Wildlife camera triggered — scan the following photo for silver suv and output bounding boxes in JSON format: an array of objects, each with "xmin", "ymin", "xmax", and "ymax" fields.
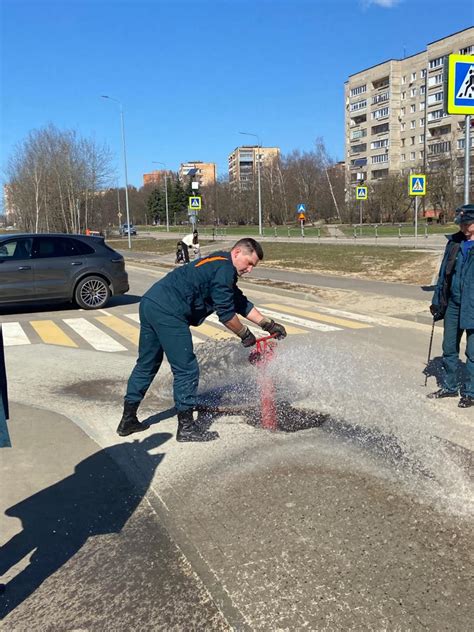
[{"xmin": 0, "ymin": 233, "xmax": 129, "ymax": 310}]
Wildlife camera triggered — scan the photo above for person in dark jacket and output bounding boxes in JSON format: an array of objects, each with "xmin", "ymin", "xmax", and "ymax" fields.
[
  {"xmin": 428, "ymin": 204, "xmax": 474, "ymax": 408},
  {"xmin": 117, "ymin": 238, "xmax": 287, "ymax": 441}
]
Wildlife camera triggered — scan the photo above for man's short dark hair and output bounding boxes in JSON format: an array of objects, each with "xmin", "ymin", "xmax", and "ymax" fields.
[{"xmin": 232, "ymin": 238, "xmax": 264, "ymax": 260}]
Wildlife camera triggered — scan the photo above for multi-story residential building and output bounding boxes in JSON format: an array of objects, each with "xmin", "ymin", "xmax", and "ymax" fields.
[
  {"xmin": 179, "ymin": 161, "xmax": 216, "ymax": 187},
  {"xmin": 345, "ymin": 27, "xmax": 474, "ymax": 193},
  {"xmin": 142, "ymin": 169, "xmax": 174, "ymax": 187},
  {"xmin": 228, "ymin": 146, "xmax": 280, "ymax": 189}
]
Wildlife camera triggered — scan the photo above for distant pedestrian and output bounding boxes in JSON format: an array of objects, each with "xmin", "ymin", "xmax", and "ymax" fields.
[
  {"xmin": 117, "ymin": 238, "xmax": 287, "ymax": 441},
  {"xmin": 182, "ymin": 229, "xmax": 201, "ymax": 260},
  {"xmin": 428, "ymin": 204, "xmax": 474, "ymax": 408}
]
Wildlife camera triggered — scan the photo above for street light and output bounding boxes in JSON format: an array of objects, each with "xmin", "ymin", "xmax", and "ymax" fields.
[
  {"xmin": 101, "ymin": 95, "xmax": 132, "ymax": 249},
  {"xmin": 152, "ymin": 161, "xmax": 170, "ymax": 232},
  {"xmin": 239, "ymin": 131, "xmax": 262, "ymax": 236}
]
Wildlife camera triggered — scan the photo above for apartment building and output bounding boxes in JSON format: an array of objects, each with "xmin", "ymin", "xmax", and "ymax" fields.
[
  {"xmin": 179, "ymin": 161, "xmax": 216, "ymax": 187},
  {"xmin": 345, "ymin": 27, "xmax": 474, "ymax": 192},
  {"xmin": 142, "ymin": 169, "xmax": 174, "ymax": 187},
  {"xmin": 228, "ymin": 146, "xmax": 280, "ymax": 189}
]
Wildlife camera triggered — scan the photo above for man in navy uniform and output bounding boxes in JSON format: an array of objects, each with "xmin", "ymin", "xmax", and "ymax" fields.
[
  {"xmin": 117, "ymin": 238, "xmax": 287, "ymax": 441},
  {"xmin": 428, "ymin": 205, "xmax": 474, "ymax": 408}
]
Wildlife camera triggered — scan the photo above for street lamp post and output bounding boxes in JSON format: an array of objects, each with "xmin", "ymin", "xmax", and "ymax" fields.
[
  {"xmin": 239, "ymin": 131, "xmax": 262, "ymax": 236},
  {"xmin": 101, "ymin": 95, "xmax": 132, "ymax": 249},
  {"xmin": 152, "ymin": 161, "xmax": 170, "ymax": 232}
]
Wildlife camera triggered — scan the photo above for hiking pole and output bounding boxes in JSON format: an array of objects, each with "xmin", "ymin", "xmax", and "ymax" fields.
[{"xmin": 424, "ymin": 318, "xmax": 436, "ymax": 387}]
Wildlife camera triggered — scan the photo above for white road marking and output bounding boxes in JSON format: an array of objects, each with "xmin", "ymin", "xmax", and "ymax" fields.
[
  {"xmin": 64, "ymin": 318, "xmax": 127, "ymax": 352},
  {"xmin": 259, "ymin": 309, "xmax": 341, "ymax": 332},
  {"xmin": 1, "ymin": 322, "xmax": 30, "ymax": 346}
]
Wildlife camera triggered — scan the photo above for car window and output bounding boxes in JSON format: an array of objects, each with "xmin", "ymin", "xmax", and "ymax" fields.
[
  {"xmin": 32, "ymin": 236, "xmax": 94, "ymax": 258},
  {"xmin": 71, "ymin": 239, "xmax": 95, "ymax": 255},
  {"xmin": 0, "ymin": 238, "xmax": 33, "ymax": 259}
]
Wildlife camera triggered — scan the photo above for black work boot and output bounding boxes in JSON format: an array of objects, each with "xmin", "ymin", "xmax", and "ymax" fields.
[
  {"xmin": 458, "ymin": 395, "xmax": 474, "ymax": 408},
  {"xmin": 117, "ymin": 401, "xmax": 150, "ymax": 437},
  {"xmin": 427, "ymin": 388, "xmax": 458, "ymax": 399},
  {"xmin": 176, "ymin": 409, "xmax": 219, "ymax": 443}
]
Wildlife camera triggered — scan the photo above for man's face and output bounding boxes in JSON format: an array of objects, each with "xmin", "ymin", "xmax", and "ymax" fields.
[
  {"xmin": 231, "ymin": 247, "xmax": 260, "ymax": 276},
  {"xmin": 460, "ymin": 222, "xmax": 474, "ymax": 239}
]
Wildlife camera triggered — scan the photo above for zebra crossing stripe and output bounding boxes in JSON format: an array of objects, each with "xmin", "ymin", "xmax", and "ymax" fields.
[
  {"xmin": 124, "ymin": 313, "xmax": 205, "ymax": 344},
  {"xmin": 263, "ymin": 304, "xmax": 371, "ymax": 329},
  {"xmin": 206, "ymin": 313, "xmax": 306, "ymax": 335},
  {"xmin": 192, "ymin": 321, "xmax": 234, "ymax": 340},
  {"xmin": 30, "ymin": 320, "xmax": 77, "ymax": 347},
  {"xmin": 259, "ymin": 309, "xmax": 340, "ymax": 332},
  {"xmin": 1, "ymin": 322, "xmax": 30, "ymax": 346},
  {"xmin": 64, "ymin": 318, "xmax": 127, "ymax": 352},
  {"xmin": 95, "ymin": 315, "xmax": 140, "ymax": 345}
]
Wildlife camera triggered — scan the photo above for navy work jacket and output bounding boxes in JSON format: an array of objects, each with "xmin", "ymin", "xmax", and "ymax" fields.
[
  {"xmin": 432, "ymin": 232, "xmax": 474, "ymax": 329},
  {"xmin": 144, "ymin": 250, "xmax": 254, "ymax": 326}
]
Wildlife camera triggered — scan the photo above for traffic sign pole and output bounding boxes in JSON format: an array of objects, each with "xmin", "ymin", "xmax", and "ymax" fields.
[
  {"xmin": 464, "ymin": 115, "xmax": 471, "ymax": 204},
  {"xmin": 415, "ymin": 196, "xmax": 419, "ymax": 249}
]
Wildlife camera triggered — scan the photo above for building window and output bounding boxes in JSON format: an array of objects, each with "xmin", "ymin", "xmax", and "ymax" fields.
[
  {"xmin": 420, "ymin": 150, "xmax": 424, "ymax": 160},
  {"xmin": 401, "ymin": 75, "xmax": 407, "ymax": 84},
  {"xmin": 372, "ymin": 168, "xmax": 389, "ymax": 179},
  {"xmin": 421, "ymin": 69, "xmax": 427, "ymax": 78},
  {"xmin": 420, "ymin": 118, "xmax": 425, "ymax": 127},
  {"xmin": 419, "ymin": 134, "xmax": 425, "ymax": 144},
  {"xmin": 351, "ymin": 143, "xmax": 367, "ymax": 154},
  {"xmin": 410, "ymin": 104, "xmax": 416, "ymax": 113},
  {"xmin": 428, "ymin": 109, "xmax": 444, "ymax": 121},
  {"xmin": 429, "ymin": 141, "xmax": 451, "ymax": 154},
  {"xmin": 457, "ymin": 137, "xmax": 474, "ymax": 149},
  {"xmin": 350, "ymin": 129, "xmax": 367, "ymax": 140},
  {"xmin": 372, "ymin": 107, "xmax": 389, "ymax": 120},
  {"xmin": 401, "ymin": 122, "xmax": 406, "ymax": 131},
  {"xmin": 401, "ymin": 153, "xmax": 406, "ymax": 161},
  {"xmin": 401, "ymin": 107, "xmax": 406, "ymax": 116},
  {"xmin": 427, "ymin": 91, "xmax": 444, "ymax": 105},
  {"xmin": 410, "ymin": 87, "xmax": 417, "ymax": 97},
  {"xmin": 371, "ymin": 122, "xmax": 389, "ymax": 134},
  {"xmin": 370, "ymin": 138, "xmax": 389, "ymax": 149},
  {"xmin": 429, "ymin": 57, "xmax": 444, "ymax": 69},
  {"xmin": 350, "ymin": 84, "xmax": 367, "ymax": 97},
  {"xmin": 371, "ymin": 91, "xmax": 389, "ymax": 105},
  {"xmin": 420, "ymin": 102, "xmax": 425, "ymax": 110},
  {"xmin": 410, "ymin": 152, "xmax": 416, "ymax": 160},
  {"xmin": 411, "ymin": 72, "xmax": 417, "ymax": 81},
  {"xmin": 428, "ymin": 73, "xmax": 443, "ymax": 87},
  {"xmin": 420, "ymin": 85, "xmax": 426, "ymax": 95},
  {"xmin": 459, "ymin": 45, "xmax": 473, "ymax": 55},
  {"xmin": 371, "ymin": 153, "xmax": 388, "ymax": 164},
  {"xmin": 410, "ymin": 120, "xmax": 416, "ymax": 129},
  {"xmin": 410, "ymin": 136, "xmax": 415, "ymax": 145},
  {"xmin": 350, "ymin": 158, "xmax": 367, "ymax": 166},
  {"xmin": 350, "ymin": 99, "xmax": 367, "ymax": 111},
  {"xmin": 401, "ymin": 91, "xmax": 406, "ymax": 100}
]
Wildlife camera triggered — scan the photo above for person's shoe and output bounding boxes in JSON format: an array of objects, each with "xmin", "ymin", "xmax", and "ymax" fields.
[
  {"xmin": 427, "ymin": 388, "xmax": 458, "ymax": 399},
  {"xmin": 176, "ymin": 409, "xmax": 219, "ymax": 442},
  {"xmin": 458, "ymin": 395, "xmax": 474, "ymax": 408},
  {"xmin": 117, "ymin": 401, "xmax": 150, "ymax": 436}
]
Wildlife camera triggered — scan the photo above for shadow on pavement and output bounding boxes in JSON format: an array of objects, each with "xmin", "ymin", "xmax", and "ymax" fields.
[{"xmin": 0, "ymin": 432, "xmax": 172, "ymax": 618}]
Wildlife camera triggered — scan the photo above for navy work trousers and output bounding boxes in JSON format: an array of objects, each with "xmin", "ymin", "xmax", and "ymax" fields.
[
  {"xmin": 125, "ymin": 297, "xmax": 199, "ymax": 411},
  {"xmin": 441, "ymin": 300, "xmax": 474, "ymax": 397}
]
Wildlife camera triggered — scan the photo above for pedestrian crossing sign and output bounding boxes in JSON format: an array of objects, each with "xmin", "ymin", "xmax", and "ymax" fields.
[
  {"xmin": 409, "ymin": 174, "xmax": 426, "ymax": 196},
  {"xmin": 356, "ymin": 186, "xmax": 367, "ymax": 200},
  {"xmin": 447, "ymin": 54, "xmax": 474, "ymax": 115},
  {"xmin": 297, "ymin": 203, "xmax": 306, "ymax": 213},
  {"xmin": 188, "ymin": 196, "xmax": 201, "ymax": 210}
]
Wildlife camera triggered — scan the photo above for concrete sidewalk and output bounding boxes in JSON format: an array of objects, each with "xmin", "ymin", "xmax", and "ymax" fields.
[{"xmin": 0, "ymin": 403, "xmax": 230, "ymax": 630}]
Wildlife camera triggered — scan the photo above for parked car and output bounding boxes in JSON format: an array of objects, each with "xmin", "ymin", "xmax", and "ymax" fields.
[
  {"xmin": 0, "ymin": 233, "xmax": 129, "ymax": 310},
  {"xmin": 120, "ymin": 223, "xmax": 137, "ymax": 236}
]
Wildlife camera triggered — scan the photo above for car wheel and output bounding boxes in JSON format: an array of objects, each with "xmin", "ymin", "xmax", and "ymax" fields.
[{"xmin": 75, "ymin": 276, "xmax": 111, "ymax": 310}]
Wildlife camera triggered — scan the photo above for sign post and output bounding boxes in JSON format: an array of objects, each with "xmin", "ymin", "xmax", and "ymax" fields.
[
  {"xmin": 188, "ymin": 196, "xmax": 202, "ymax": 230},
  {"xmin": 356, "ymin": 186, "xmax": 368, "ymax": 235},
  {"xmin": 446, "ymin": 54, "xmax": 474, "ymax": 203},
  {"xmin": 296, "ymin": 204, "xmax": 306, "ymax": 237},
  {"xmin": 0, "ymin": 326, "xmax": 11, "ymax": 448},
  {"xmin": 409, "ymin": 174, "xmax": 426, "ymax": 248}
]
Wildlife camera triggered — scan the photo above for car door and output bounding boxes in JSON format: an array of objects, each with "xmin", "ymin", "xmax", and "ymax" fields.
[
  {"xmin": 31, "ymin": 236, "xmax": 84, "ymax": 300},
  {"xmin": 0, "ymin": 237, "xmax": 35, "ymax": 303}
]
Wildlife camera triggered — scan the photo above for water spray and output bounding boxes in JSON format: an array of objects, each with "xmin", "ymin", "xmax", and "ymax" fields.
[{"xmin": 249, "ymin": 334, "xmax": 279, "ymax": 430}]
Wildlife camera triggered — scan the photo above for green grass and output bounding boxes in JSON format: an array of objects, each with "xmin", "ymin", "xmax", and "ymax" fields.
[
  {"xmin": 106, "ymin": 238, "xmax": 179, "ymax": 254},
  {"xmin": 259, "ymin": 242, "xmax": 435, "ymax": 283},
  {"xmin": 135, "ymin": 224, "xmax": 330, "ymax": 238},
  {"xmin": 338, "ymin": 223, "xmax": 457, "ymax": 238}
]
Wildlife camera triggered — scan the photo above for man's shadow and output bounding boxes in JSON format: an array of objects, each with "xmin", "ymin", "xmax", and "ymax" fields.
[
  {"xmin": 0, "ymin": 432, "xmax": 172, "ymax": 618},
  {"xmin": 423, "ymin": 355, "xmax": 466, "ymax": 388}
]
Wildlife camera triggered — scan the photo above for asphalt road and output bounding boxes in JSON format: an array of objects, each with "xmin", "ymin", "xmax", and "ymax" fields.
[{"xmin": 1, "ymin": 264, "xmax": 473, "ymax": 630}]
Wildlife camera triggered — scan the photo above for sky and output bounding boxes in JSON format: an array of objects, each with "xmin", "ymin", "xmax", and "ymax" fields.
[{"xmin": 1, "ymin": 0, "xmax": 473, "ymax": 189}]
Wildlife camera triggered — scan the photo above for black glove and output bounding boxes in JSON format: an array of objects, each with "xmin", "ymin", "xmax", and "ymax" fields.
[
  {"xmin": 260, "ymin": 318, "xmax": 287, "ymax": 340},
  {"xmin": 238, "ymin": 326, "xmax": 257, "ymax": 348},
  {"xmin": 429, "ymin": 304, "xmax": 443, "ymax": 321}
]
